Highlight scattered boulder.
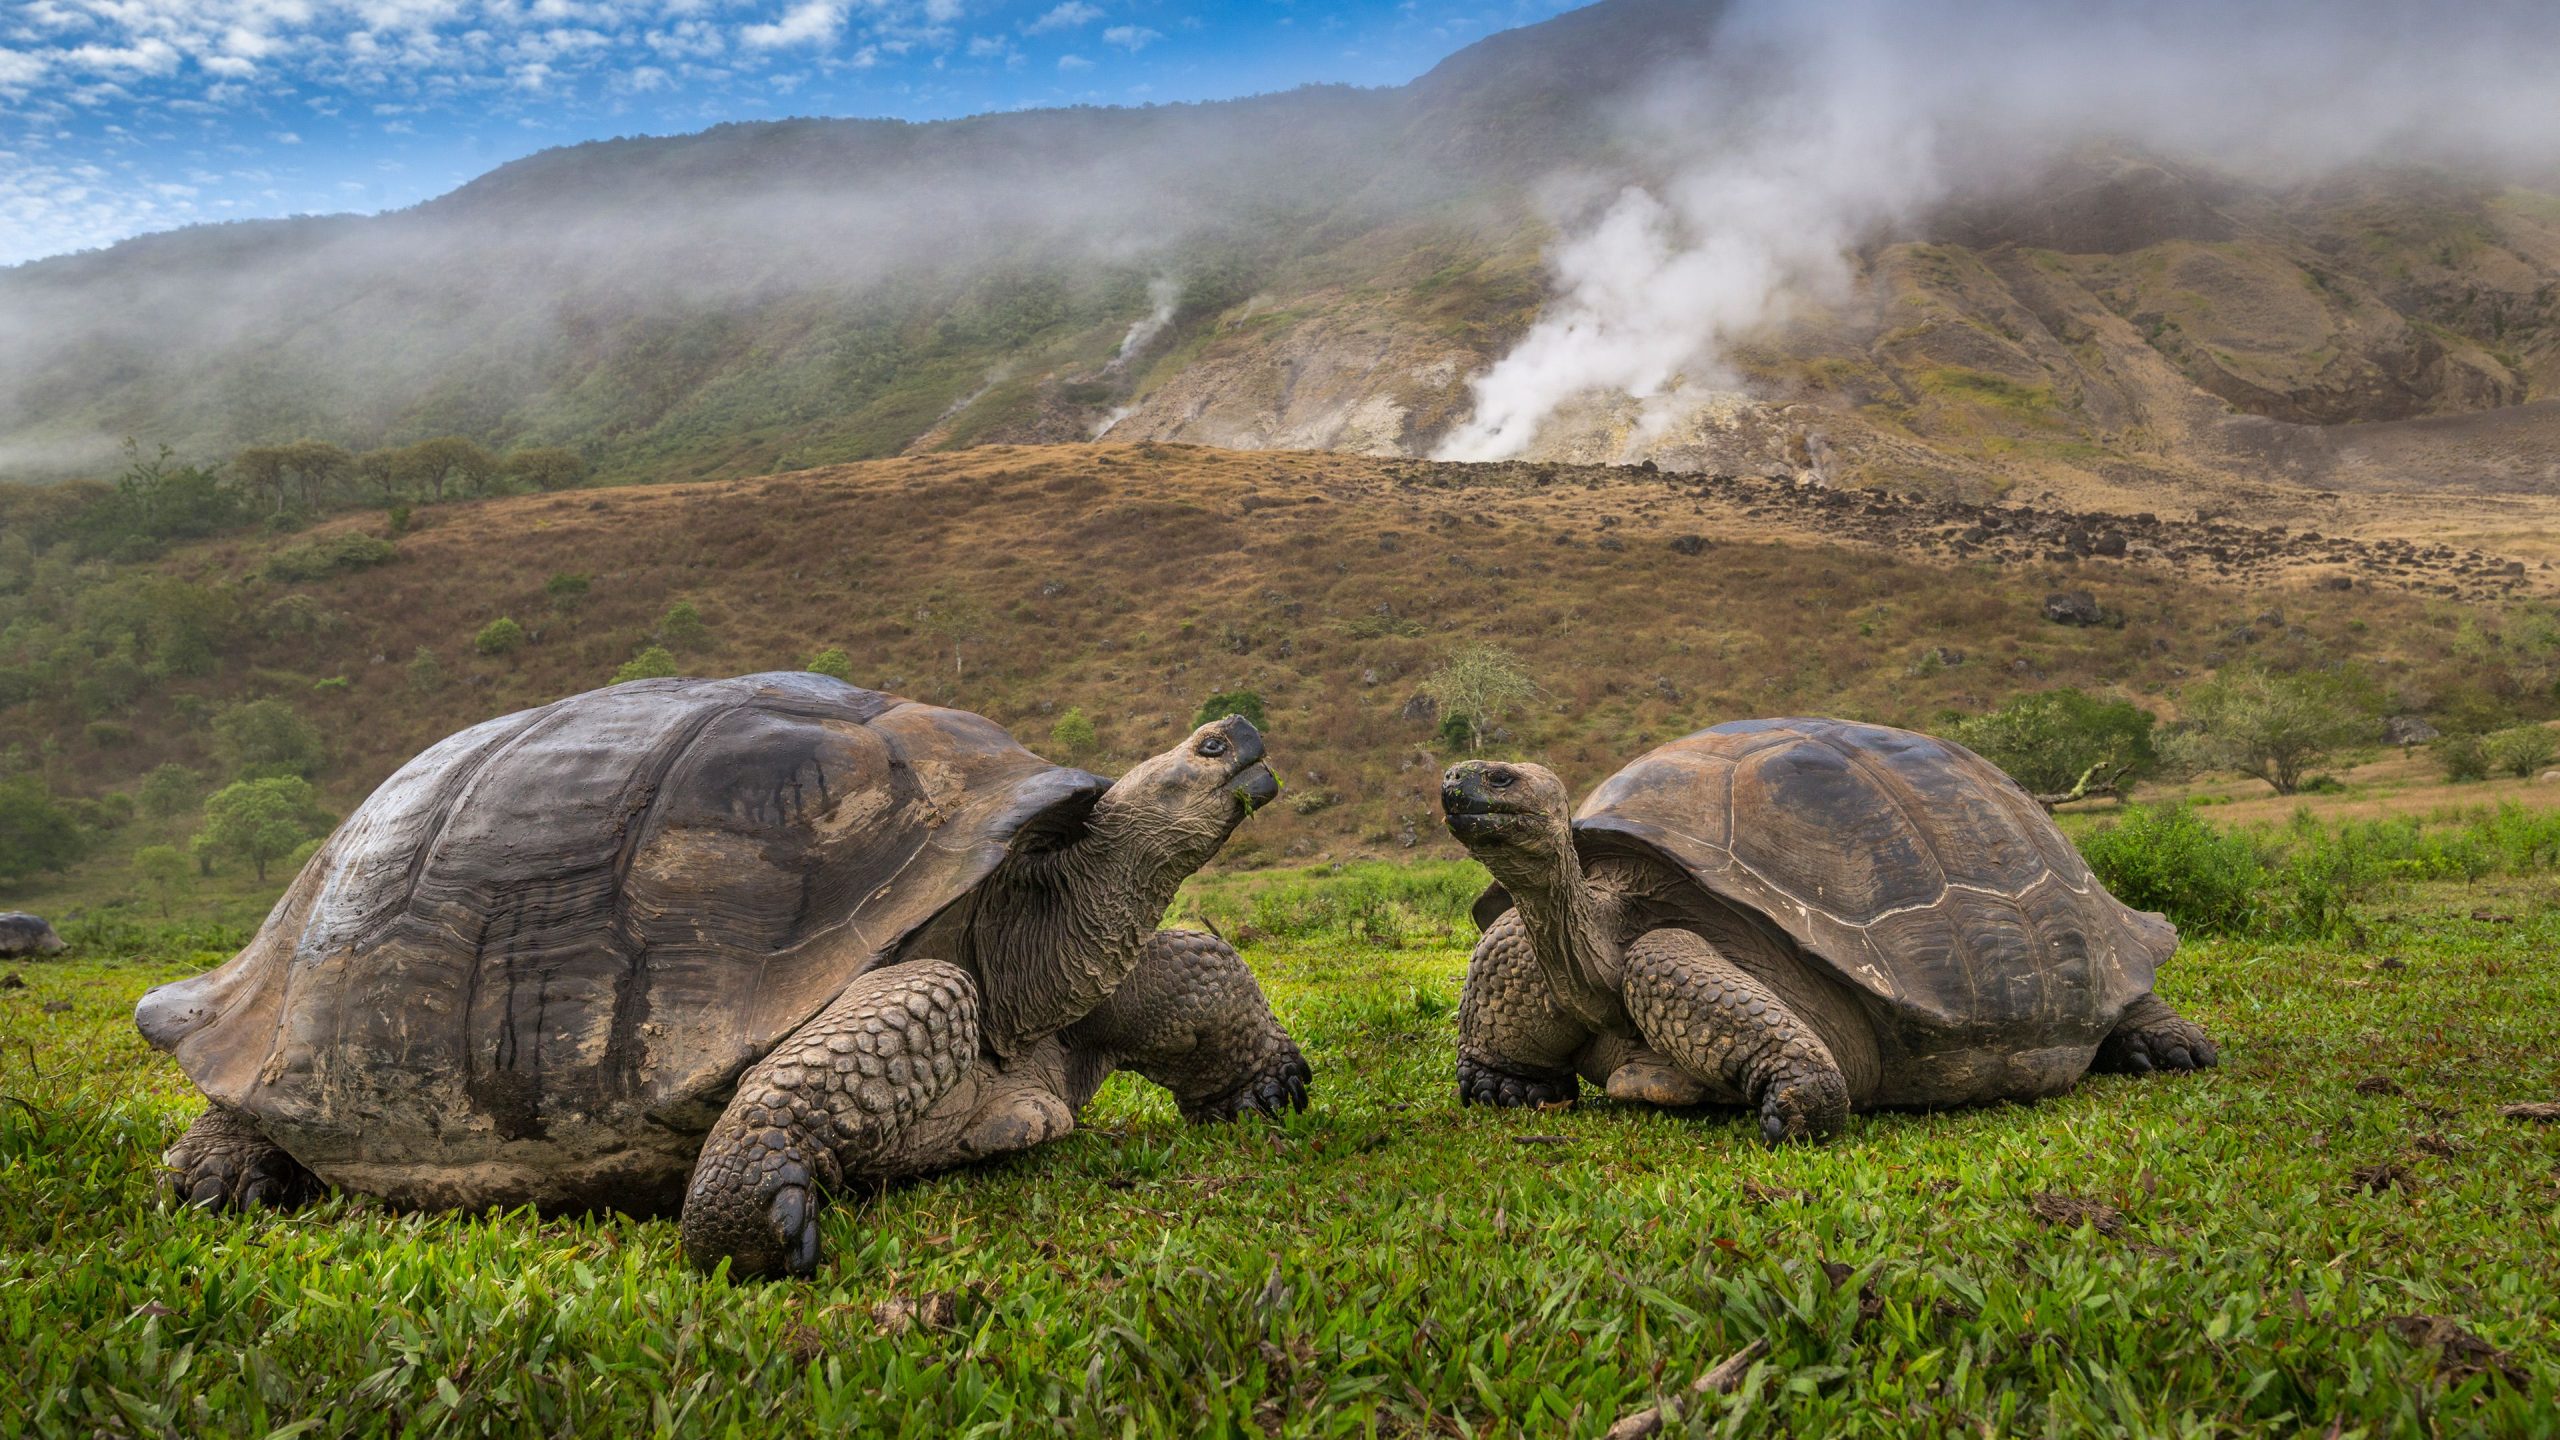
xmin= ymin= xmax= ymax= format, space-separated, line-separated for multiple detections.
xmin=0 ymin=913 xmax=67 ymax=959
xmin=2380 ymin=715 xmax=2439 ymax=747
xmin=1669 ymin=534 xmax=1709 ymax=556
xmin=1399 ymin=694 xmax=1439 ymax=725
xmin=2042 ymin=591 xmax=2105 ymax=627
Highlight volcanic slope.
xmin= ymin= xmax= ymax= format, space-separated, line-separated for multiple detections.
xmin=11 ymin=444 xmax=2556 ymax=904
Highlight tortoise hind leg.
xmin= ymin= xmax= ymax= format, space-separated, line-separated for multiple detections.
xmin=165 ymin=1104 xmax=323 ymax=1212
xmin=1621 ymin=928 xmax=1851 ymax=1143
xmin=681 ymin=961 xmax=978 ymax=1280
xmin=2093 ymin=994 xmax=2218 ymax=1075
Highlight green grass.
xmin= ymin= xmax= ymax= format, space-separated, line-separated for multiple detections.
xmin=4 ymin=879 xmax=2557 ymax=1437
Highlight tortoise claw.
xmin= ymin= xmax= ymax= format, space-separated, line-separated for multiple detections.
xmin=1456 ymin=1055 xmax=1577 ymax=1110
xmin=770 ymin=1185 xmax=820 ymax=1279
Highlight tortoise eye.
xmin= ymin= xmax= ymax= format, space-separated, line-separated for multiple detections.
xmin=1490 ymin=770 xmax=1514 ymax=788
xmin=1199 ymin=736 xmax=1230 ymax=758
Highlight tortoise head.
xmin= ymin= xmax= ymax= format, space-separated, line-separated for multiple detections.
xmin=1440 ymin=760 xmax=1574 ymax=863
xmin=1094 ymin=715 xmax=1279 ymax=861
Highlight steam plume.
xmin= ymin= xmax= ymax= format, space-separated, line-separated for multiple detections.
xmin=1437 ymin=0 xmax=2560 ymax=462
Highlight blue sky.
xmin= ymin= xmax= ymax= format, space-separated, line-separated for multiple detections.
xmin=0 ymin=0 xmax=1591 ymax=266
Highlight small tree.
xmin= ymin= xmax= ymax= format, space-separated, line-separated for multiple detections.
xmin=659 ymin=601 xmax=709 ymax=651
xmin=915 ymin=591 xmax=989 ymax=678
xmin=2435 ymin=733 xmax=2489 ymax=782
xmin=804 ymin=648 xmax=854 ymax=681
xmin=134 ymin=843 xmax=191 ymax=918
xmin=614 ymin=645 xmax=680 ymax=683
xmin=475 ymin=616 xmax=527 ymax=657
xmin=195 ymin=777 xmax=325 ymax=883
xmin=2485 ymin=725 xmax=2557 ymax=779
xmin=214 ymin=698 xmax=327 ymax=779
xmin=0 ymin=775 xmax=88 ymax=881
xmin=1192 ymin=690 xmax=1267 ymax=731
xmin=137 ymin=762 xmax=202 ymax=819
xmin=407 ymin=645 xmax=447 ymax=694
xmin=2178 ymin=665 xmax=2377 ymax=795
xmin=544 ymin=572 xmax=591 ymax=611
xmin=1050 ymin=707 xmax=1099 ymax=757
xmin=505 ymin=446 xmax=590 ymax=491
xmin=1947 ymin=689 xmax=2157 ymax=807
xmin=1421 ymin=644 xmax=1539 ymax=754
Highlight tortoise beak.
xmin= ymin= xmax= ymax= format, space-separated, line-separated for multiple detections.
xmin=1440 ymin=763 xmax=1517 ymax=843
xmin=1234 ymin=763 xmax=1280 ymax=813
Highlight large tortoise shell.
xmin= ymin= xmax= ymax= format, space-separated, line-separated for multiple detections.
xmin=139 ymin=673 xmax=1103 ymax=1159
xmin=1485 ymin=718 xmax=2174 ymax=1042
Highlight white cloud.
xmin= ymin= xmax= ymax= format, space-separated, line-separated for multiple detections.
xmin=1101 ymin=24 xmax=1157 ymax=51
xmin=1055 ymin=51 xmax=1090 ymax=71
xmin=741 ymin=1 xmax=847 ymax=50
xmin=1025 ymin=3 xmax=1101 ymax=35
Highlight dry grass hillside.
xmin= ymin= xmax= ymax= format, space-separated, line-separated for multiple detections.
xmin=13 ymin=443 xmax=2559 ymax=915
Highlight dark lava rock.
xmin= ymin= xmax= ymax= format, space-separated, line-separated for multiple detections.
xmin=2042 ymin=591 xmax=2106 ymax=626
xmin=1669 ymin=534 xmax=1710 ymax=556
xmin=2382 ymin=715 xmax=2441 ymax=747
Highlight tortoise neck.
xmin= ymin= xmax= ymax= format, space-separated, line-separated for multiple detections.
xmin=1488 ymin=833 xmax=1625 ymax=1024
xmin=974 ymin=797 xmax=1198 ymax=1055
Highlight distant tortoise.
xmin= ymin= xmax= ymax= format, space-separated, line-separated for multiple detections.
xmin=0 ymin=912 xmax=68 ymax=958
xmin=138 ymin=673 xmax=1306 ymax=1277
xmin=1440 ymin=719 xmax=2214 ymax=1140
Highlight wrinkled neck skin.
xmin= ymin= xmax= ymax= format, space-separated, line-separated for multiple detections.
xmin=1482 ymin=826 xmax=1628 ymax=1030
xmin=971 ymin=791 xmax=1220 ymax=1056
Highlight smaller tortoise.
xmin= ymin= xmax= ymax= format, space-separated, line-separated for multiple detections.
xmin=1441 ymin=719 xmax=2214 ymax=1140
xmin=138 ymin=674 xmax=1306 ymax=1277
xmin=0 ymin=912 xmax=68 ymax=958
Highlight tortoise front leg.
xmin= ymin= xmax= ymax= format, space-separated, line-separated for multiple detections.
xmin=681 ymin=961 xmax=978 ymax=1280
xmin=1456 ymin=908 xmax=1592 ymax=1108
xmin=1069 ymin=929 xmax=1310 ymax=1121
xmin=1621 ymin=928 xmax=1851 ymax=1143
xmin=163 ymin=1103 xmax=324 ymax=1212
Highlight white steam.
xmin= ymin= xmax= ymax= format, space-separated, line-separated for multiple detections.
xmin=1106 ymin=275 xmax=1182 ymax=372
xmin=1438 ymin=0 xmax=2560 ymax=462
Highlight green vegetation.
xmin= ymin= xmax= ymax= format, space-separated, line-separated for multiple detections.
xmin=1049 ymin=706 xmax=1098 ymax=758
xmin=4 ymin=858 xmax=2553 ymax=1434
xmin=612 ymin=645 xmax=680 ymax=684
xmin=192 ymin=776 xmax=328 ymax=884
xmin=2437 ymin=732 xmax=2491 ymax=782
xmin=256 ymin=532 xmax=397 ymax=584
xmin=2485 ymin=725 xmax=2557 ymax=779
xmin=1420 ymin=643 xmax=1537 ymax=755
xmin=473 ymin=617 xmax=527 ymax=658
xmin=1945 ymin=688 xmax=2157 ymax=799
xmin=0 ymin=773 xmax=88 ymax=881
xmin=804 ymin=647 xmax=854 ymax=682
xmin=1193 ymin=689 xmax=1268 ymax=731
xmin=211 ymin=699 xmax=325 ymax=781
xmin=2175 ymin=664 xmax=2379 ymax=795
xmin=658 ymin=600 xmax=708 ymax=652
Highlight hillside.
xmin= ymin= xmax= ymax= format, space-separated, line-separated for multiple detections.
xmin=8 ymin=441 xmax=2560 ymax=923
xmin=5 ymin=0 xmax=2560 ymax=510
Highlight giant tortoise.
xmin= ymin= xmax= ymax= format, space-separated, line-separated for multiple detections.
xmin=1439 ymin=718 xmax=2214 ymax=1140
xmin=137 ymin=673 xmax=1306 ymax=1277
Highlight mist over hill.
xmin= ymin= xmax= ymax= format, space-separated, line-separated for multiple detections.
xmin=7 ymin=0 xmax=2560 ymax=502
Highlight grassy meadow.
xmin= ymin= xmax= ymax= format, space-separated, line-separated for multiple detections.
xmin=5 ymin=849 xmax=2557 ymax=1437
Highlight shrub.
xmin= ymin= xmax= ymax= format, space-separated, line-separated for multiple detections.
xmin=2076 ymin=805 xmax=2265 ymax=936
xmin=2434 ymin=733 xmax=2490 ymax=782
xmin=1436 ymin=712 xmax=1477 ymax=754
xmin=1193 ymin=689 xmax=1267 ymax=731
xmin=2484 ymin=725 xmax=2557 ymax=779
xmin=213 ymin=698 xmax=326 ymax=779
xmin=312 ymin=676 xmax=350 ymax=694
xmin=545 ymin=572 xmax=592 ymax=609
xmin=804 ymin=648 xmax=854 ymax=682
xmin=1945 ymin=689 xmax=2157 ymax=797
xmin=505 ymin=446 xmax=590 ymax=491
xmin=474 ymin=616 xmax=527 ymax=657
xmin=137 ymin=763 xmax=201 ymax=819
xmin=407 ymin=645 xmax=446 ymax=694
xmin=613 ymin=645 xmax=680 ymax=684
xmin=0 ymin=774 xmax=88 ymax=881
xmin=1050 ymin=707 xmax=1099 ymax=757
xmin=261 ymin=532 xmax=396 ymax=583
xmin=659 ymin=601 xmax=708 ymax=651
xmin=387 ymin=503 xmax=412 ymax=535
xmin=85 ymin=721 xmax=133 ymax=749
